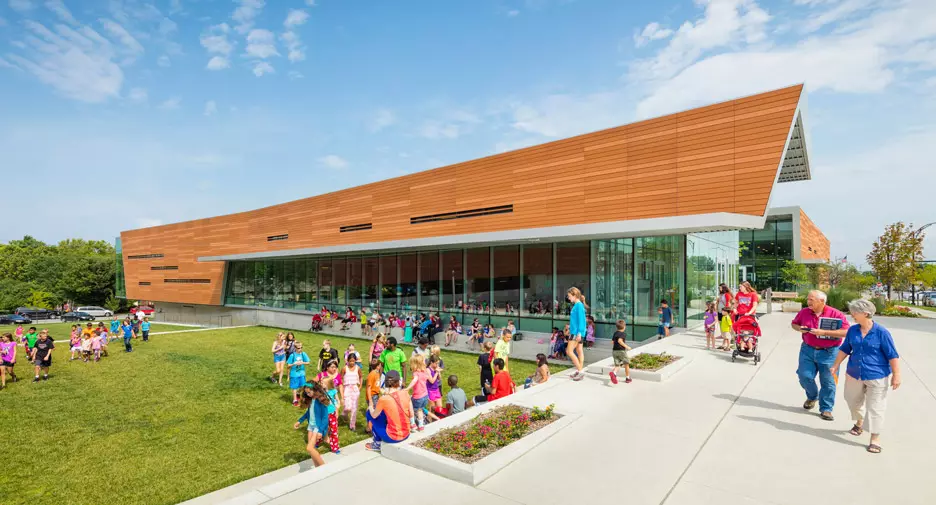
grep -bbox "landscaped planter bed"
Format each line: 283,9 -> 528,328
588,350 -> 692,382
629,352 -> 681,372
381,400 -> 580,486
415,404 -> 559,464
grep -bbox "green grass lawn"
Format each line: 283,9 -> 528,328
0,326 -> 547,505
0,321 -> 192,338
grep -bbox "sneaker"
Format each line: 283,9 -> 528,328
417,425 -> 425,432
570,370 -> 580,380
43,375 -> 48,381
365,442 -> 381,452
572,373 -> 584,382
609,371 -> 618,385
292,400 -> 299,407
33,377 -> 39,383
625,377 -> 632,384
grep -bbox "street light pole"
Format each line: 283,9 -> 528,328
910,222 -> 934,305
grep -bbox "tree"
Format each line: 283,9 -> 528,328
780,260 -> 808,291
866,222 -> 924,299
922,264 -> 936,290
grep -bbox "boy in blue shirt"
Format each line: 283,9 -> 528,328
109,317 -> 120,340
657,299 -> 673,339
287,342 -> 311,406
141,318 -> 151,342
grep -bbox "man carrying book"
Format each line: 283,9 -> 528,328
791,290 -> 850,421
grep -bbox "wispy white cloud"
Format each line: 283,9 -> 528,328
135,218 -> 163,229
0,16 -> 7,27
633,21 -> 673,47
507,9 -> 520,17
157,55 -> 171,67
5,19 -> 124,103
159,96 -> 181,110
232,0 -> 265,34
288,70 -> 304,79
252,60 -> 274,76
128,87 -> 147,103
170,0 -> 183,15
284,9 -> 309,28
204,100 -> 217,116
305,0 -> 317,6
8,0 -> 34,13
100,18 -> 145,63
0,56 -> 19,69
318,154 -> 348,169
418,121 -> 463,139
245,28 -> 278,59
370,108 -> 396,132
280,31 -> 304,62
201,23 -> 233,70
159,17 -> 178,36
44,0 -> 78,25
206,56 -> 230,70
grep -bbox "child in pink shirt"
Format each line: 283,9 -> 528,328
406,355 -> 430,431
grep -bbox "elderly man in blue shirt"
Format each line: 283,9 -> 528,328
830,298 -> 902,454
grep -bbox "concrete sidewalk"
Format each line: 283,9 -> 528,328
190,313 -> 936,505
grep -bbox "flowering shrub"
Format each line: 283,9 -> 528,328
880,304 -> 921,318
423,405 -> 554,458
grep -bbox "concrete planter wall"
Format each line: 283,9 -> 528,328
381,399 -> 580,486
587,352 -> 693,382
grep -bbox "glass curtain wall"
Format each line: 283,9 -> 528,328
686,231 -> 739,328
223,236 -> 693,341
738,216 -> 794,291
115,238 -> 126,298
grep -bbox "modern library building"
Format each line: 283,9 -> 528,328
117,84 -> 828,341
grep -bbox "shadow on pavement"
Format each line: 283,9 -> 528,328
713,393 -> 806,415
737,415 -> 866,448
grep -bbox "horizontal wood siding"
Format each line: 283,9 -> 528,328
123,85 -> 803,305
800,209 -> 830,262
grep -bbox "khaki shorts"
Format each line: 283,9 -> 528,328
612,350 -> 630,366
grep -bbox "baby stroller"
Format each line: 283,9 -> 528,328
310,314 -> 323,332
731,315 -> 762,365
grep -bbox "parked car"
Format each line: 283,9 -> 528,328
131,306 -> 156,316
76,306 -> 113,318
61,311 -> 95,322
0,314 -> 32,325
926,292 -> 936,307
15,307 -> 58,320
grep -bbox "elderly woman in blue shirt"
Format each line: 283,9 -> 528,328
830,299 -> 902,454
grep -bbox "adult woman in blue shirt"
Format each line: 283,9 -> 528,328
830,298 -> 902,454
566,287 -> 588,381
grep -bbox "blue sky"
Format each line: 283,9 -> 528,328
1,0 -> 935,267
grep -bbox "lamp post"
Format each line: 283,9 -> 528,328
910,222 -> 934,305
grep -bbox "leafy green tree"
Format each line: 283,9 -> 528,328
0,279 -> 34,312
867,222 -> 924,299
922,264 -> 936,290
27,290 -> 55,309
780,260 -> 808,291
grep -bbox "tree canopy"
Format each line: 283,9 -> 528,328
866,222 -> 925,299
0,236 -> 117,312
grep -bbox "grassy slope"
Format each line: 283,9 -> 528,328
0,326 -> 546,505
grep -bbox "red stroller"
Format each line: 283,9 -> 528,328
731,315 -> 762,365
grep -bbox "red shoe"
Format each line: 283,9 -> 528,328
625,377 -> 632,384
292,400 -> 299,407
609,371 -> 618,385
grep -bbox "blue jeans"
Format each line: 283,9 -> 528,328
797,343 -> 839,412
124,337 -> 133,352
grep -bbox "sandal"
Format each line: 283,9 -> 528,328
867,444 -> 882,454
849,425 -> 863,436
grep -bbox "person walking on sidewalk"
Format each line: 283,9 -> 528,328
566,287 -> 588,381
830,299 -> 901,454
791,290 -> 849,421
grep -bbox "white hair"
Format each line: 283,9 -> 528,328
808,290 -> 828,302
848,299 -> 876,318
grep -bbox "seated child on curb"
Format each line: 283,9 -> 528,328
445,375 -> 470,414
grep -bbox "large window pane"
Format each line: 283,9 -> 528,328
418,251 -> 440,312
333,258 -> 347,307
283,260 -> 295,308
256,261 -> 269,305
555,242 -> 589,319
243,261 -> 255,305
492,246 -> 519,316
634,236 -> 684,327
307,259 -> 318,307
348,257 -> 363,308
296,260 -> 307,305
591,239 -> 632,326
230,262 -> 246,304
363,256 -> 379,310
521,245 -> 552,319
380,255 -> 398,312
318,260 -> 332,305
399,254 -> 417,311
441,250 -> 464,313
272,260 -> 285,308
466,248 -> 491,323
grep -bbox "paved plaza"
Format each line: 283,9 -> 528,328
189,313 -> 936,505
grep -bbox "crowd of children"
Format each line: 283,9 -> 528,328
0,315 -> 154,390
280,317 -> 555,467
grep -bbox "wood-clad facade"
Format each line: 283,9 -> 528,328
121,85 -> 806,306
